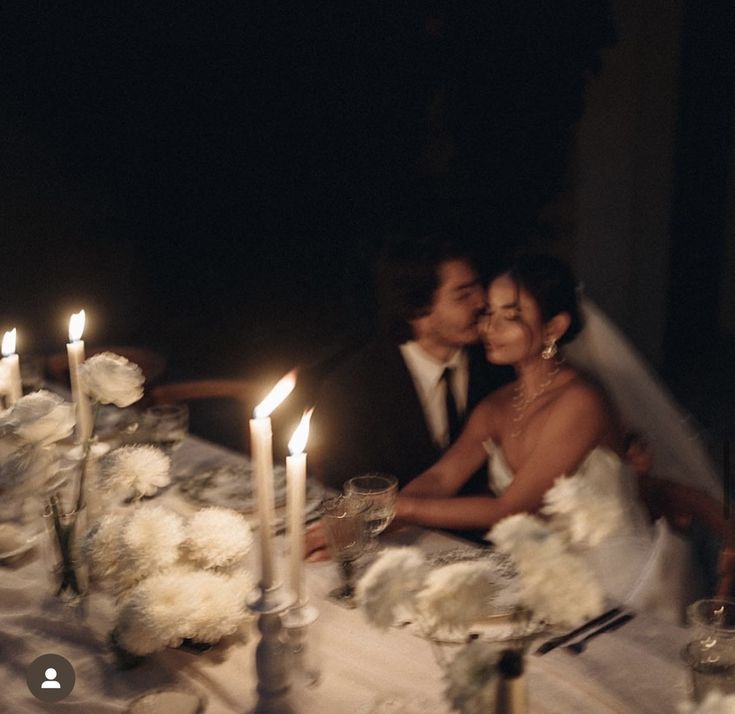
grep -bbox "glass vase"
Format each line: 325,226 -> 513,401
42,498 -> 89,606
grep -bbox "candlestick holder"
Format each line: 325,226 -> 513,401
282,600 -> 320,688
246,582 -> 297,714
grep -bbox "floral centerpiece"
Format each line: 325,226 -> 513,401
356,465 -> 628,714
84,504 -> 255,663
0,352 -> 147,601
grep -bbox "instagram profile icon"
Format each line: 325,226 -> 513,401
26,653 -> 75,703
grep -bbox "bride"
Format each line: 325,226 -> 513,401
397,253 -> 710,617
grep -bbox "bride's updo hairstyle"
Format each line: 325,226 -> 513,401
501,253 -> 584,345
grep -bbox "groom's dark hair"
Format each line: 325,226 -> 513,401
375,235 -> 473,344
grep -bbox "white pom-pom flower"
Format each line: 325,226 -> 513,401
115,569 -> 200,654
99,445 -> 171,500
356,547 -> 428,629
185,507 -> 253,570
185,571 -> 251,644
121,505 -> 185,576
415,561 -> 504,636
114,567 -> 251,655
78,352 -> 144,407
84,512 -> 128,581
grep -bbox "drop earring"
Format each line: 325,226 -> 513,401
541,339 -> 558,360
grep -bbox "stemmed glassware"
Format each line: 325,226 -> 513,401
320,495 -> 369,608
141,404 -> 189,456
344,473 -> 398,550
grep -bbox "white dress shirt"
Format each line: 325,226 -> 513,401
399,341 -> 468,449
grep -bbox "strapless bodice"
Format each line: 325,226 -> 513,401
483,440 -> 695,621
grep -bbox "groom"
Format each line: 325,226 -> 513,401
310,236 -> 512,492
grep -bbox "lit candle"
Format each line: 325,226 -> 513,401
287,409 -> 313,605
250,371 -> 296,590
67,310 -> 93,443
1,329 -> 22,406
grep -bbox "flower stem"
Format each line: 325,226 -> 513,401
74,401 -> 100,513
49,494 -> 82,597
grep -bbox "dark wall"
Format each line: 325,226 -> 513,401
3,2 -> 613,379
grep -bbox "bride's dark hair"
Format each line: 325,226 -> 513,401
498,253 -> 583,345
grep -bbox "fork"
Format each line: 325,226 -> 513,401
565,612 -> 635,654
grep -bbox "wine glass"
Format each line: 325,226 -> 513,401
320,495 -> 369,608
142,404 -> 189,456
344,473 -> 398,548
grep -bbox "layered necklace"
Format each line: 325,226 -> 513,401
510,362 -> 561,438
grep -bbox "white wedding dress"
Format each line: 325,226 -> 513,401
485,440 -> 700,623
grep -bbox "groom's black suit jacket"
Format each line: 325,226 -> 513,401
310,339 -> 512,493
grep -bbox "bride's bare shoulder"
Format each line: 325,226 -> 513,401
558,371 -> 610,416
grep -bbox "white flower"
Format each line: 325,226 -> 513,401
443,640 -> 500,714
78,352 -> 144,407
679,691 -> 735,714
120,505 -> 185,577
99,445 -> 171,499
542,451 -> 630,547
0,390 -> 75,445
185,570 -> 251,644
416,561 -> 504,636
116,569 -> 201,654
115,568 -> 251,655
356,547 -> 428,629
489,514 -> 605,627
83,512 -> 128,581
185,507 -> 253,570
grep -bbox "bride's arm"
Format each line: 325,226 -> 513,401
401,399 -> 495,498
396,384 -> 609,530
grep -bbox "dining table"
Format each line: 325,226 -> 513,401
0,433 -> 697,713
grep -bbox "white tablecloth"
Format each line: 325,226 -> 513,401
0,437 -> 694,713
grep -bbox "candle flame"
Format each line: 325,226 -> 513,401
68,310 -> 86,342
254,370 -> 296,418
1,328 -> 16,357
288,408 -> 313,455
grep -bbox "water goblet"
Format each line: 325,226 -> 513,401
344,473 -> 398,549
682,598 -> 735,701
320,496 -> 368,608
142,404 -> 189,456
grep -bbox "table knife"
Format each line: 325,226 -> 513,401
534,606 -> 624,655
565,612 -> 636,654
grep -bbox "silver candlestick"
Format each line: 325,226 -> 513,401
282,600 -> 320,688
247,583 -> 296,714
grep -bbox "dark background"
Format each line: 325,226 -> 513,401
1,2 -> 733,440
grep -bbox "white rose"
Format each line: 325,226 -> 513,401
79,352 -> 144,407
0,390 -> 75,445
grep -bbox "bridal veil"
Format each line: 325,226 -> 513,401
564,298 -> 721,501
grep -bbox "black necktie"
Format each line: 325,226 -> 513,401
442,367 -> 460,445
